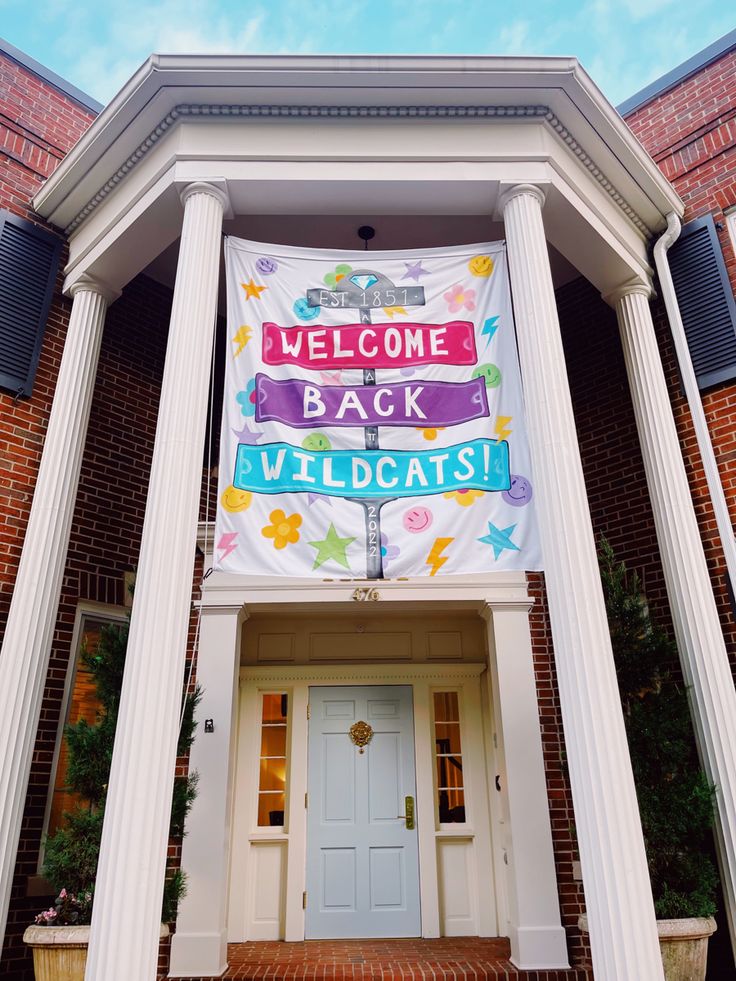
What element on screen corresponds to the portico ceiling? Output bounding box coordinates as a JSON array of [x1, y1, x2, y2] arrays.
[[32, 54, 683, 301]]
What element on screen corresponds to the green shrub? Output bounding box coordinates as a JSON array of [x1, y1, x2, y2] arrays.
[[41, 617, 200, 925], [599, 538, 718, 918]]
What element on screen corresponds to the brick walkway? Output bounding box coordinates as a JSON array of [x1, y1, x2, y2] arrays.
[[169, 938, 591, 980]]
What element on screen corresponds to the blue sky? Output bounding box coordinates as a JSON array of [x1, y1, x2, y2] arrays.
[[1, 0, 733, 108]]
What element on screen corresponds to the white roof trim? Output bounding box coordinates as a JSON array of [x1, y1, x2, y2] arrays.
[[33, 54, 683, 233]]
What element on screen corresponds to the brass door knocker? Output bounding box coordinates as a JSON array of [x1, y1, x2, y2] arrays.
[[349, 720, 373, 754]]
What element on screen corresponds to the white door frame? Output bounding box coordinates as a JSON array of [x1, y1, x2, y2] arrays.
[[171, 557, 567, 974], [229, 662, 492, 942]]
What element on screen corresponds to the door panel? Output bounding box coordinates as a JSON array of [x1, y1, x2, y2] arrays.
[[306, 685, 421, 938]]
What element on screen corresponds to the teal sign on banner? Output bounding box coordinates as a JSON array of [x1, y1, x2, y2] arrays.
[[234, 439, 510, 498]]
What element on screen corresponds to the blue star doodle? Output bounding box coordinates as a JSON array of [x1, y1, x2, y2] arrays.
[[478, 522, 520, 560]]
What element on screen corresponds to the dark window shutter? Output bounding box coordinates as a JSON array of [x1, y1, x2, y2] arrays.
[[0, 210, 62, 398], [668, 214, 736, 390]]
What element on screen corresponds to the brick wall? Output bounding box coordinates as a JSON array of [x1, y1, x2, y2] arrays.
[[1, 273, 172, 978], [0, 50, 96, 637], [623, 45, 736, 671]]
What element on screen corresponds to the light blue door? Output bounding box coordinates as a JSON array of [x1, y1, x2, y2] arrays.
[[305, 685, 421, 938]]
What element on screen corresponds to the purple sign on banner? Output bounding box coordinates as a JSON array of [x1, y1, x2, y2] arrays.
[[255, 373, 489, 428]]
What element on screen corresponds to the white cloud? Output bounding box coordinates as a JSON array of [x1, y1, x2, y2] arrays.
[[617, 0, 677, 21], [496, 20, 531, 54], [9, 0, 735, 107], [45, 0, 372, 102]]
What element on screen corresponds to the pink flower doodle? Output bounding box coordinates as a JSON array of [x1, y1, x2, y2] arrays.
[[443, 283, 476, 313]]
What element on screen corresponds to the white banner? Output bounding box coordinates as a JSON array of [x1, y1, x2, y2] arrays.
[[215, 238, 541, 578]]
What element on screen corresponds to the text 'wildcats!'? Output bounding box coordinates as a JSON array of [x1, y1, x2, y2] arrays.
[[214, 239, 541, 578]]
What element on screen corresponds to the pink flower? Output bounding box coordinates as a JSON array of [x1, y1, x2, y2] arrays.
[[59, 888, 67, 899], [443, 283, 476, 313]]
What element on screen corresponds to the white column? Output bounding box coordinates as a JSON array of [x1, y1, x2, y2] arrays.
[[614, 284, 736, 949], [500, 184, 665, 980], [0, 277, 115, 943], [481, 604, 568, 969], [85, 181, 228, 981], [169, 602, 245, 978]]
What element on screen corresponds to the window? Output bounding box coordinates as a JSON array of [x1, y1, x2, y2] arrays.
[[0, 209, 62, 398], [433, 691, 466, 824], [46, 615, 121, 840], [257, 693, 289, 827], [726, 209, 736, 260], [668, 213, 736, 390]]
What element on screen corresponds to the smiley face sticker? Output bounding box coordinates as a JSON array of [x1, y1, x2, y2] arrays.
[[403, 506, 434, 534], [293, 297, 320, 321], [472, 363, 502, 388], [221, 485, 253, 513], [469, 254, 494, 278], [502, 474, 533, 508], [256, 256, 278, 275], [302, 433, 332, 452]]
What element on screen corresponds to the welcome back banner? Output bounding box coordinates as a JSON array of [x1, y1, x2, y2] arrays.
[[214, 238, 542, 578]]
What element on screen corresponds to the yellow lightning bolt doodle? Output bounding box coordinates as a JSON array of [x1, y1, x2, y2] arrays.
[[426, 537, 454, 577], [232, 325, 253, 358], [494, 416, 512, 442], [383, 306, 407, 319]]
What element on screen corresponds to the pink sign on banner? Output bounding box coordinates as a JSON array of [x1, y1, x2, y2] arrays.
[[262, 320, 477, 369]]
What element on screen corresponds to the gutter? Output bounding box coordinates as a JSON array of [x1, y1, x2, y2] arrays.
[[654, 212, 736, 598]]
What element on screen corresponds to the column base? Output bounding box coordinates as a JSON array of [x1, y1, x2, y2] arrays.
[[509, 924, 570, 970], [168, 929, 228, 978]]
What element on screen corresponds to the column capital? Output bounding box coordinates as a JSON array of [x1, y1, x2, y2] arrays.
[[497, 182, 547, 216], [478, 598, 534, 621], [197, 599, 250, 625], [603, 279, 653, 307], [67, 272, 120, 304], [179, 180, 232, 216]]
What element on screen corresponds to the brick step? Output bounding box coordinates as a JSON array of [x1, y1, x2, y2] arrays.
[[162, 939, 591, 981]]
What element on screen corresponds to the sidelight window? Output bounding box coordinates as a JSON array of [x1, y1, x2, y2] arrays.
[[257, 692, 289, 827], [433, 690, 466, 824]]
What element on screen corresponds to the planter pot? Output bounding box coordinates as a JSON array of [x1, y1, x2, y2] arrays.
[[578, 914, 716, 981], [24, 923, 169, 981], [657, 917, 717, 981], [23, 925, 89, 981]]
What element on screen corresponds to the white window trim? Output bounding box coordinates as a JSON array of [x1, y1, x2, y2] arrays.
[[38, 600, 128, 871], [725, 208, 736, 259]]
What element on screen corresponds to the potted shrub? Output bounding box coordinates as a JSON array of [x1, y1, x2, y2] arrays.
[[23, 890, 93, 981], [24, 618, 199, 980], [580, 540, 718, 981]]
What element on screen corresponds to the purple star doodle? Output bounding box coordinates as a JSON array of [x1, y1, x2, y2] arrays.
[[232, 421, 264, 444], [308, 493, 332, 507], [402, 260, 428, 282]]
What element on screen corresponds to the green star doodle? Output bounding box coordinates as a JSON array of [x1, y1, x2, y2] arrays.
[[477, 522, 521, 560], [309, 523, 356, 570]]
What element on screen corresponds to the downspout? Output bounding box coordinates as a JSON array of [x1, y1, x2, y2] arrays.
[[653, 211, 736, 599]]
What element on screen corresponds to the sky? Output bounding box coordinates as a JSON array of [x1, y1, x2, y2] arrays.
[[0, 0, 734, 109]]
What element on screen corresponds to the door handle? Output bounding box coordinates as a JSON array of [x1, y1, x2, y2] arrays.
[[397, 795, 415, 830]]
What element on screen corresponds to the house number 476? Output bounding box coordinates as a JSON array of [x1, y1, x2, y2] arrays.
[[351, 587, 380, 602]]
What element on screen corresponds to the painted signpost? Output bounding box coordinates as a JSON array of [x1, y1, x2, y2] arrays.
[[305, 268, 425, 577]]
